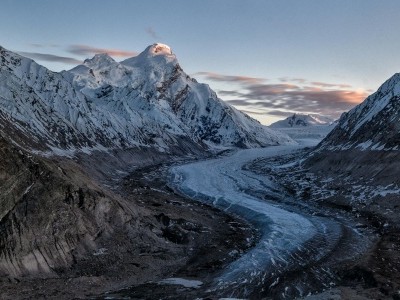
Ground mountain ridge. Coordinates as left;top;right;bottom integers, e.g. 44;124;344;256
316;72;400;151
305;72;400;189
64;43;295;150
0;43;294;156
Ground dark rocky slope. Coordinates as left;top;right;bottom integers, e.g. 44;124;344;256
0;134;140;277
0;134;254;299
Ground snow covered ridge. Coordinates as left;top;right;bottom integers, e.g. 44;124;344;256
317;73;400;151
269;113;335;128
269;113;336;141
0;44;294;155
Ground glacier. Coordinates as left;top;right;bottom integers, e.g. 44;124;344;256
169;140;372;297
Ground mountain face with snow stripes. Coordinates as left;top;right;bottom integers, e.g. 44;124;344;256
0;43;293;155
317;73;400;151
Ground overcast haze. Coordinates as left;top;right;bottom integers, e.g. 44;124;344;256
1;0;400;124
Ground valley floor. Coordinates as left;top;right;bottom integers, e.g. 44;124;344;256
0;162;255;300
118;140;399;299
2;141;400;299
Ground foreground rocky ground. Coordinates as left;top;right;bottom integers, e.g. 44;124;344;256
0;161;255;300
2;139;399;299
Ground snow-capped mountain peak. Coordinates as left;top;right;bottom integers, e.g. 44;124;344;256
268;113;336;141
146;43;173;56
121;43;177;70
65;44;293;149
1;44;294;154
340;72;400;135
64;52;132;90
83;53;116;67
270;113;334;128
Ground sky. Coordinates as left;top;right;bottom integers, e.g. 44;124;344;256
1;0;400;124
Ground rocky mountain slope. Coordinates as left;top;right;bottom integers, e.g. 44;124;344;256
316;73;400;151
0;133;254;299
0;134;137;277
304;73;400;224
307;73;400;186
0;44;292;155
273;74;400;300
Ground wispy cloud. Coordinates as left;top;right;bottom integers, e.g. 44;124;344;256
263;110;300;117
30;43;45;48
195;72;267;85
279;77;307;84
145;27;161;39
30;43;59;48
310;81;352;89
197;71;368;118
17;51;81;64
68;45;137;58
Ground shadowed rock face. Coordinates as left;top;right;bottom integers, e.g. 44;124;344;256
0;135;139;277
0;132;254;299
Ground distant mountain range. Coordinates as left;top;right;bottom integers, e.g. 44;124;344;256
269;113;335;128
269;113;336;140
0;43;293;156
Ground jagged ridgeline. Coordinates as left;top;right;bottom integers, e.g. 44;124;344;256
0;43;293;156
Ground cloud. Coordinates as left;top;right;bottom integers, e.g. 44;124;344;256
30;43;45;48
17;51;82;64
310;81;352;89
195;72;267;85
201;71;368;118
222;85;367;117
238;109;268;116
30;43;60;48
279;77;307;84
217;90;246;97
265;110;299;117
145;27;161;39
68;45;137;58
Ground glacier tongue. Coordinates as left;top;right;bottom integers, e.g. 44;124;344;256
0;44;294;155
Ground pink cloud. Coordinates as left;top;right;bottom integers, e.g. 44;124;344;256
310;81;353;89
68;45;137;58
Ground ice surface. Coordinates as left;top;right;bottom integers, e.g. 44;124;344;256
168;142;373;296
169;145;322;288
158;278;203;288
